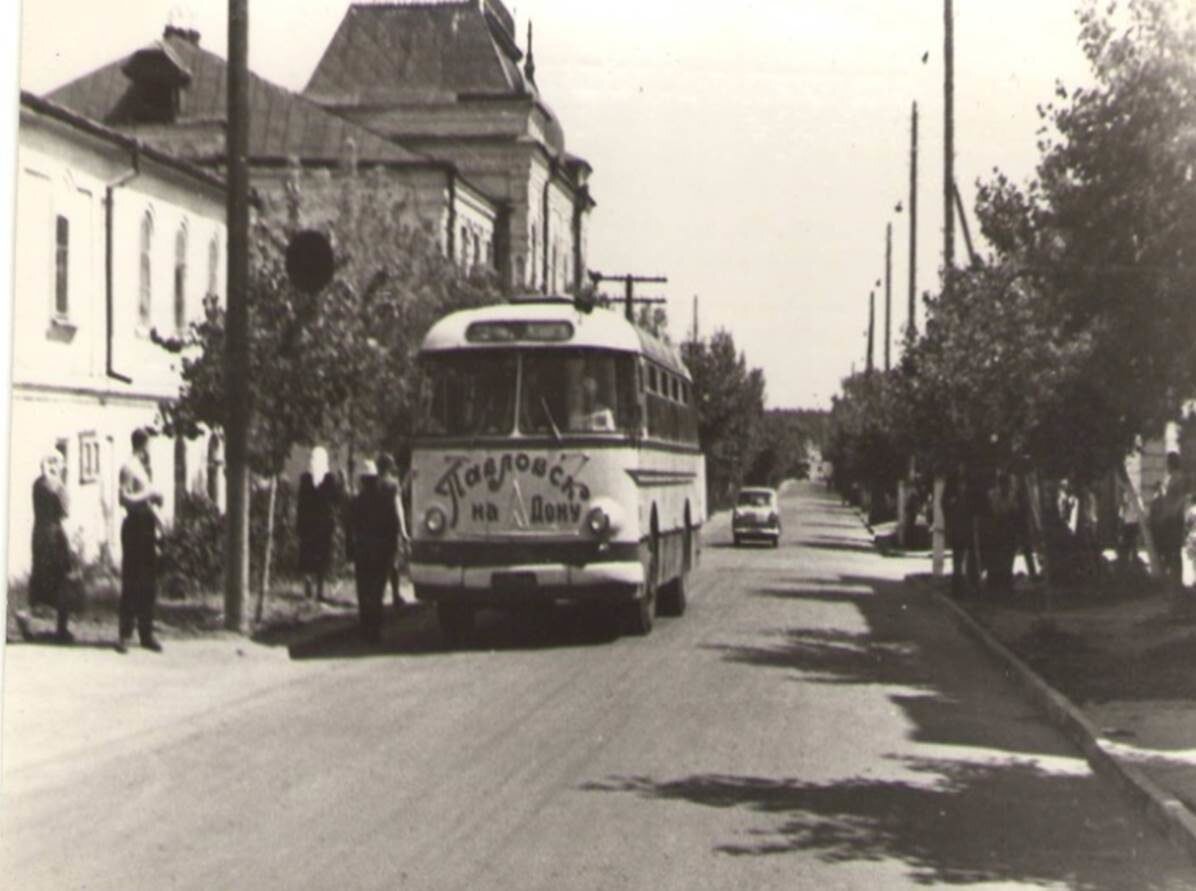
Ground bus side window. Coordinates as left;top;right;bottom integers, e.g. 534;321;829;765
648;365;657;393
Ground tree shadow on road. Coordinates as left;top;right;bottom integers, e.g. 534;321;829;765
581;756;1181;888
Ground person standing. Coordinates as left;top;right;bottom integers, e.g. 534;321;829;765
18;450;76;643
118;428;163;653
346;460;399;644
943;466;978;597
376;453;410;610
1154;452;1190;586
986;470;1019;594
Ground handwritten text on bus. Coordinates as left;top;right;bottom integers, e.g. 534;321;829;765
434;452;591;528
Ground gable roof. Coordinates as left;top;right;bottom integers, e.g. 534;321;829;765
48;31;427;166
304;1;531;107
20;91;225;194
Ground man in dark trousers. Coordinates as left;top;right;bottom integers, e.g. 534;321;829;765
118;428;164;653
346;459;399;644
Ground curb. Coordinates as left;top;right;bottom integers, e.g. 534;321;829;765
915;576;1196;865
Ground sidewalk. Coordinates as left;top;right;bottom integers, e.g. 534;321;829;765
911;568;1196;859
1;580;420;783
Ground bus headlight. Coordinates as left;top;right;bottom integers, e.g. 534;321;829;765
584;499;623;538
424;505;448;536
586;506;611;536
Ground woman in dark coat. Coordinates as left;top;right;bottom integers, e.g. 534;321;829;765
26;451;75;642
298;470;340;603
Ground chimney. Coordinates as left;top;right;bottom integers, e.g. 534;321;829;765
164;24;201;45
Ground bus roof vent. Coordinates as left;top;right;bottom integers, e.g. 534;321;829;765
507;293;575;306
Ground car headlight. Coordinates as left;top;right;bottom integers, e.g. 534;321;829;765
424;505;447;536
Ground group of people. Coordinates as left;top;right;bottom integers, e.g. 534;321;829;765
943;466;1037;598
943;452;1195;597
18;427;164;652
296;450;411;644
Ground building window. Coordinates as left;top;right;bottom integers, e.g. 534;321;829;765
54;215;69;318
174;222;188;331
207;234;219;297
79;432;100;484
139;211;154;327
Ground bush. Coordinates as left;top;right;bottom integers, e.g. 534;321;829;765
159;492;225;598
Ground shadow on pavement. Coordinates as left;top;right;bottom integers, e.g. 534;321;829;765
581;757;1168;888
278;602;621;660
586;566;1196;884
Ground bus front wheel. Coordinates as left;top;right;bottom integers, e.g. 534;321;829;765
438;603;474;646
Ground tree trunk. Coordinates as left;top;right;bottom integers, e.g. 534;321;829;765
932;475;946;576
254;474;278;624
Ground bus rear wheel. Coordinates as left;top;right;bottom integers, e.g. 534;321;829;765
438;603;474;646
623;585;655;636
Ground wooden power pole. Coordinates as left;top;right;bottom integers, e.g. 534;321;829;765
224;0;251;630
908;101;918;338
866;290;875;374
884;222;892;371
588;271;668;322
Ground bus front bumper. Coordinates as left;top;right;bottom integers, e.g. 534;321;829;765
410;540;645;604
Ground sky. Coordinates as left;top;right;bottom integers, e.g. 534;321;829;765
10;0;1094;409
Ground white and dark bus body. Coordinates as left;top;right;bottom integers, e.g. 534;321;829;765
410;297;706;641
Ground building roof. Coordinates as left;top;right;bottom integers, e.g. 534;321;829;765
48;29;427;166
20;91;226;193
304;1;531;107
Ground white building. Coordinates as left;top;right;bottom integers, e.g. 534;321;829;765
8;93;226;580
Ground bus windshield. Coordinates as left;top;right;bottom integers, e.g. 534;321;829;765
520;350;638;435
420;353;518;436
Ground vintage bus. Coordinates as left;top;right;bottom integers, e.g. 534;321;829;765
410;296;706;642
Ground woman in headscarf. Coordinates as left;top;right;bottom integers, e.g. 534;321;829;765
22;450;75;642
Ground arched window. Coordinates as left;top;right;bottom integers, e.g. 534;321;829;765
138;211;154;327
460;225;470;267
472;231;481;270
207;233;219;298
174;221;188;331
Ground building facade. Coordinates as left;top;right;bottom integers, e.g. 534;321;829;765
302;0;595;293
9;94;227;579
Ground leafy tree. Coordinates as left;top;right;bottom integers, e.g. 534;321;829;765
975;0;1196;476
682;329;767;508
158;162;502;613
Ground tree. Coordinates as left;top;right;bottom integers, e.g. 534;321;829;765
158;162;502;616
682;329;767;508
975;0;1196;476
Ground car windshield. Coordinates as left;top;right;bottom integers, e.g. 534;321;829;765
519;350;638;435
418;353;518;436
737;491;773;507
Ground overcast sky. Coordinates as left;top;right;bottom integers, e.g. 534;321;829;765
13;0;1094;409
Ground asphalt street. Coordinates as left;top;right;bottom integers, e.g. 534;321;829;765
3;481;1195;889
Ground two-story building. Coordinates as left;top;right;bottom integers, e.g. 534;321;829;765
8;93;227;579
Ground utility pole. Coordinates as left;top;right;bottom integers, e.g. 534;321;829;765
224;0;250;631
866;290;875;374
588;271;668;322
884;222;892;371
933;0;957;580
944;0;956;278
908;101;918;338
691;294;699;345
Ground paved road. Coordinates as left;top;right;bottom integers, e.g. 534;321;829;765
4;482;1196;889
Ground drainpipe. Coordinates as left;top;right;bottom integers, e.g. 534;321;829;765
105;145;141;384
541;161;552;292
445;166;458;264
